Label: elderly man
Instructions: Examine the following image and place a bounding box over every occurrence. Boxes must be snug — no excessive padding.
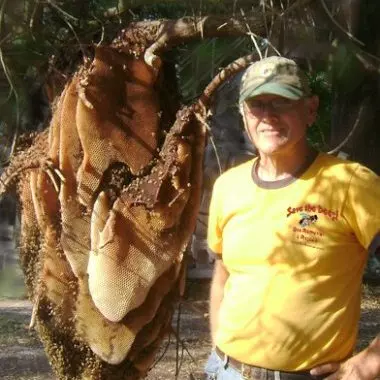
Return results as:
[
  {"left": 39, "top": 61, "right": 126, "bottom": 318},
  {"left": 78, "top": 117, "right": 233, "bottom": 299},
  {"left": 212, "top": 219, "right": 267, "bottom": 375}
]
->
[{"left": 205, "top": 56, "right": 380, "bottom": 379}]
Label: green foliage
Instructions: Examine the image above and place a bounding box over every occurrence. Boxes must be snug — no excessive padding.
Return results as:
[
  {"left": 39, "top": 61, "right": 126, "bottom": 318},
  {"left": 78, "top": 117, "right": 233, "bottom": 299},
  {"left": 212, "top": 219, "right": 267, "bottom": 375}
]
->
[
  {"left": 0, "top": 0, "right": 252, "bottom": 163},
  {"left": 307, "top": 70, "right": 332, "bottom": 150},
  {"left": 176, "top": 36, "right": 253, "bottom": 103},
  {"left": 0, "top": 262, "right": 26, "bottom": 300},
  {"left": 0, "top": 0, "right": 345, "bottom": 159}
]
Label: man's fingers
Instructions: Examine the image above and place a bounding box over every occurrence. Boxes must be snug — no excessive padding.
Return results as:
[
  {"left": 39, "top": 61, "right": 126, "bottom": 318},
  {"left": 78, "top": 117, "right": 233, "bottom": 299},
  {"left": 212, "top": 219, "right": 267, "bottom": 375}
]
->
[
  {"left": 310, "top": 362, "right": 341, "bottom": 376},
  {"left": 324, "top": 373, "right": 339, "bottom": 380}
]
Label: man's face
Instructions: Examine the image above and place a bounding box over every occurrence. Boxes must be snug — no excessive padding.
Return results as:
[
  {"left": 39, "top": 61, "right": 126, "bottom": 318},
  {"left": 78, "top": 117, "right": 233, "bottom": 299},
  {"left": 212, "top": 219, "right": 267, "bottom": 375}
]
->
[{"left": 242, "top": 94, "right": 319, "bottom": 156}]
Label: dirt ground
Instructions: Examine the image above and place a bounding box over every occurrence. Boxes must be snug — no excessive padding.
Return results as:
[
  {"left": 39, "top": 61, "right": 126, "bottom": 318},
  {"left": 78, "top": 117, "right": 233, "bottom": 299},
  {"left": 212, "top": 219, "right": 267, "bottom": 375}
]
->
[
  {"left": 0, "top": 280, "right": 212, "bottom": 380},
  {"left": 0, "top": 282, "right": 379, "bottom": 380}
]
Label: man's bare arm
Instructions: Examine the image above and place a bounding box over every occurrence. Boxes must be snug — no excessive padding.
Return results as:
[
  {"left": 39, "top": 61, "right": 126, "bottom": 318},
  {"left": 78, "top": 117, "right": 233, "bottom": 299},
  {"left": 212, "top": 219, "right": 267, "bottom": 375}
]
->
[
  {"left": 310, "top": 334, "right": 380, "bottom": 379},
  {"left": 209, "top": 258, "right": 229, "bottom": 348}
]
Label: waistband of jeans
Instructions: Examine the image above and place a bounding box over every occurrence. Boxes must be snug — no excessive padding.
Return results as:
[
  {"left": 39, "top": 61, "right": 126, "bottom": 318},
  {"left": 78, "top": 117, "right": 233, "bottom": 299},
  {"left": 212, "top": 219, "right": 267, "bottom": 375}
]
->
[{"left": 215, "top": 346, "right": 327, "bottom": 379}]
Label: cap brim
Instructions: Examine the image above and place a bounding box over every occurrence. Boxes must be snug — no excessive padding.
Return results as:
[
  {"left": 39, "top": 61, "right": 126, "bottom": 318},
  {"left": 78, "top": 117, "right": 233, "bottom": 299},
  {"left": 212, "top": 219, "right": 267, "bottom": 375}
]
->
[{"left": 240, "top": 83, "right": 303, "bottom": 103}]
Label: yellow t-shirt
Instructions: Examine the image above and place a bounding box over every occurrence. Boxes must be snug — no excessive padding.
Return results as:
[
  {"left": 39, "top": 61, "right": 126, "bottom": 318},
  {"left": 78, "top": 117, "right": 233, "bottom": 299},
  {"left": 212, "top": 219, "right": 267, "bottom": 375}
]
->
[{"left": 207, "top": 152, "right": 380, "bottom": 371}]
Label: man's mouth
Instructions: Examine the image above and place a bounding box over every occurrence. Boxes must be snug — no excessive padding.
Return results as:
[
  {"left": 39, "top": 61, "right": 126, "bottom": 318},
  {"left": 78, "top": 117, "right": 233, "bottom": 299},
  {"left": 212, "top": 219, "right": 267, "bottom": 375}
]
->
[{"left": 260, "top": 129, "right": 283, "bottom": 135}]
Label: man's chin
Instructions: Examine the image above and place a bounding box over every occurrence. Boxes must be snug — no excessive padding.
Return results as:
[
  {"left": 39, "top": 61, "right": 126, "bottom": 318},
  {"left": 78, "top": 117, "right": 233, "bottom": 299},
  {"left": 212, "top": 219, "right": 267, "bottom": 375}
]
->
[{"left": 257, "top": 143, "right": 288, "bottom": 156}]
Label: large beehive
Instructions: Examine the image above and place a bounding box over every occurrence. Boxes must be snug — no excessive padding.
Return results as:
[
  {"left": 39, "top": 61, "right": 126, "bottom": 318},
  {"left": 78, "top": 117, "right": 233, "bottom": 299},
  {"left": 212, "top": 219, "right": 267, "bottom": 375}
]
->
[{"left": 0, "top": 23, "right": 206, "bottom": 380}]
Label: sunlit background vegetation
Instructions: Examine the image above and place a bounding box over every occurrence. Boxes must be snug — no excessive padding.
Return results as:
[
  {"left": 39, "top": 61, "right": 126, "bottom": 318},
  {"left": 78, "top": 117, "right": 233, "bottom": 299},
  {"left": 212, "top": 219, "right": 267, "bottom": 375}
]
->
[{"left": 0, "top": 0, "right": 380, "bottom": 296}]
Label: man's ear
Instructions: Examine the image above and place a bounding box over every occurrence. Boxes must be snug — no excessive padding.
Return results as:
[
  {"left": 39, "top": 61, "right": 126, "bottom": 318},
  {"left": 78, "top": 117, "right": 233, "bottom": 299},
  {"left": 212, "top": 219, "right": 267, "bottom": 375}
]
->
[{"left": 306, "top": 95, "right": 319, "bottom": 126}]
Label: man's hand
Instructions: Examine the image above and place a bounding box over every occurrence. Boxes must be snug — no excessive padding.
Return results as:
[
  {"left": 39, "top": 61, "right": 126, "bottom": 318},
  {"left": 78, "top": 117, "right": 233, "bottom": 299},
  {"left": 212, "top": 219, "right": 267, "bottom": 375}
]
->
[{"left": 310, "top": 336, "right": 380, "bottom": 380}]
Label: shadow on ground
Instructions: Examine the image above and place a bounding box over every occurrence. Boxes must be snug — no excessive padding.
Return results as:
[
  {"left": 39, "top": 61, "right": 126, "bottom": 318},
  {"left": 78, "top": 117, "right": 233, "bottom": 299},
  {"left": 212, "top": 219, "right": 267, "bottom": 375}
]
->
[{"left": 0, "top": 283, "right": 379, "bottom": 379}]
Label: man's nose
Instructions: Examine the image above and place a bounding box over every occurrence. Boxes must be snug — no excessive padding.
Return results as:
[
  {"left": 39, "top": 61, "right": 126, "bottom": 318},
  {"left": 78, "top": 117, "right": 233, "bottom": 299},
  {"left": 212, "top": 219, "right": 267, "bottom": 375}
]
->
[{"left": 261, "top": 105, "right": 279, "bottom": 120}]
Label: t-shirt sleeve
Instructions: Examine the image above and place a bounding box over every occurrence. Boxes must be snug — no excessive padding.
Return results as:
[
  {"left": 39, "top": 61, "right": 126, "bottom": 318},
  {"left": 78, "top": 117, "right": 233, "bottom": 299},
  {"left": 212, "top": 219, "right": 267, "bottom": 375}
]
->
[
  {"left": 343, "top": 164, "right": 380, "bottom": 249},
  {"left": 207, "top": 178, "right": 223, "bottom": 256}
]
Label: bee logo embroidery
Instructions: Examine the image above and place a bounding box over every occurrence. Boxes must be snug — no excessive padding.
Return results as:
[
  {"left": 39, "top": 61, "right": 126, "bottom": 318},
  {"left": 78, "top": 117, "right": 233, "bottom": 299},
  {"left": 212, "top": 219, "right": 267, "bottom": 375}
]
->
[{"left": 299, "top": 213, "right": 318, "bottom": 228}]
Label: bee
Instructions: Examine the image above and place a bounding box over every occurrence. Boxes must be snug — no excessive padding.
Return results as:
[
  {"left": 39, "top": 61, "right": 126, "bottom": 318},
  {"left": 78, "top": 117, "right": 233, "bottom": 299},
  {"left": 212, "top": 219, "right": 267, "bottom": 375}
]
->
[{"left": 299, "top": 213, "right": 318, "bottom": 227}]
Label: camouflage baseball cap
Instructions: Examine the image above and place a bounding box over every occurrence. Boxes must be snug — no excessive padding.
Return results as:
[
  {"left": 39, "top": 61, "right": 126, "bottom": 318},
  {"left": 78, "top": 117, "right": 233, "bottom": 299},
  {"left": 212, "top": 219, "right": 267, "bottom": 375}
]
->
[{"left": 239, "top": 56, "right": 311, "bottom": 103}]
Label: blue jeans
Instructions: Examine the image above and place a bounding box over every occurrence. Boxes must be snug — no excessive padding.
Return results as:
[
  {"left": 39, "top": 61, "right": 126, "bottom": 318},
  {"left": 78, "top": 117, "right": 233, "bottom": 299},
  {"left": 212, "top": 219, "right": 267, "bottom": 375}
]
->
[
  {"left": 204, "top": 350, "right": 328, "bottom": 380},
  {"left": 204, "top": 350, "right": 244, "bottom": 380}
]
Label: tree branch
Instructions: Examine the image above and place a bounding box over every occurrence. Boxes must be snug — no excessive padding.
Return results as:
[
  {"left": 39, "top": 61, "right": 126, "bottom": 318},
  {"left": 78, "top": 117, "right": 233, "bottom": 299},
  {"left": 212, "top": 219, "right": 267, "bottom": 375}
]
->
[
  {"left": 319, "top": 0, "right": 380, "bottom": 73},
  {"left": 319, "top": 0, "right": 364, "bottom": 46},
  {"left": 199, "top": 53, "right": 259, "bottom": 107},
  {"left": 142, "top": 15, "right": 269, "bottom": 69},
  {"left": 327, "top": 98, "right": 370, "bottom": 154}
]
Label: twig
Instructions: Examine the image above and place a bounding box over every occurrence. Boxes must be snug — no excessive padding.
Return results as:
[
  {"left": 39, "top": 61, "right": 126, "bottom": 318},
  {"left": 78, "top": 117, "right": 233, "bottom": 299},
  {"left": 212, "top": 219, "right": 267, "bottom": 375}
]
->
[
  {"left": 45, "top": 0, "right": 87, "bottom": 62},
  {"left": 280, "top": 0, "right": 314, "bottom": 17},
  {"left": 46, "top": 0, "right": 79, "bottom": 22},
  {"left": 194, "top": 110, "right": 222, "bottom": 176},
  {"left": 261, "top": 0, "right": 269, "bottom": 41},
  {"left": 92, "top": 13, "right": 105, "bottom": 46},
  {"left": 0, "top": 164, "right": 41, "bottom": 200},
  {"left": 29, "top": 0, "right": 40, "bottom": 41},
  {"left": 240, "top": 8, "right": 263, "bottom": 60},
  {"left": 208, "top": 132, "right": 222, "bottom": 176},
  {"left": 168, "top": 188, "right": 185, "bottom": 207},
  {"left": 44, "top": 167, "right": 60, "bottom": 192},
  {"left": 171, "top": 325, "right": 197, "bottom": 366},
  {"left": 318, "top": 0, "right": 380, "bottom": 72},
  {"left": 327, "top": 100, "right": 366, "bottom": 155},
  {"left": 261, "top": 36, "right": 281, "bottom": 57},
  {"left": 149, "top": 331, "right": 172, "bottom": 370},
  {"left": 319, "top": 0, "right": 364, "bottom": 47},
  {"left": 217, "top": 22, "right": 227, "bottom": 30},
  {"left": 54, "top": 167, "right": 65, "bottom": 182},
  {"left": 128, "top": 9, "right": 136, "bottom": 19},
  {"left": 175, "top": 302, "right": 182, "bottom": 378},
  {"left": 170, "top": 303, "right": 197, "bottom": 380},
  {"left": 265, "top": 0, "right": 275, "bottom": 57},
  {"left": 29, "top": 292, "right": 40, "bottom": 329}
]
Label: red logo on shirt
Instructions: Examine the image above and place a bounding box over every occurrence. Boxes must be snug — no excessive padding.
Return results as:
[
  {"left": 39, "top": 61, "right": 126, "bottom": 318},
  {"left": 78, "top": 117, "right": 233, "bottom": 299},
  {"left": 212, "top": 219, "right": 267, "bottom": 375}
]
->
[{"left": 287, "top": 204, "right": 339, "bottom": 221}]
